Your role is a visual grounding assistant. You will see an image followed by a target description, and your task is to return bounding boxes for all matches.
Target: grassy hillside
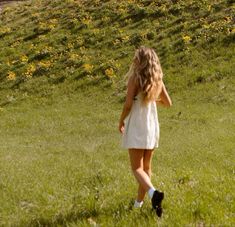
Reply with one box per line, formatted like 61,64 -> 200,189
0,0 -> 234,100
0,0 -> 234,226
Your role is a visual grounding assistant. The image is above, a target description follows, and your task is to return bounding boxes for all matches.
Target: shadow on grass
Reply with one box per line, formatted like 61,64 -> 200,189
25,208 -> 99,227
23,199 -> 141,226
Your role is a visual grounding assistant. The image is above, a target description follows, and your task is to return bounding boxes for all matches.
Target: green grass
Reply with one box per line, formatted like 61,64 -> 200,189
0,80 -> 234,226
0,0 -> 234,98
0,0 -> 235,226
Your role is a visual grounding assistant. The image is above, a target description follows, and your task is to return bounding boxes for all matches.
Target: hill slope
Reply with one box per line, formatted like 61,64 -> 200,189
0,0 -> 234,102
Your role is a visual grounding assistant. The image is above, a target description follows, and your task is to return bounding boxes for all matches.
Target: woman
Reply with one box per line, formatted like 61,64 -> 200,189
119,46 -> 172,217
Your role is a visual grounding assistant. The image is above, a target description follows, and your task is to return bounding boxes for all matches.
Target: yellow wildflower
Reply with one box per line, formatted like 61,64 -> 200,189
11,41 -> 20,47
124,18 -> 132,24
92,28 -> 100,35
38,61 -> 51,68
105,68 -> 115,78
102,16 -> 110,23
48,24 -> 56,30
67,42 -> 74,49
81,16 -> 92,26
29,44 -> 35,50
7,71 -> 16,81
21,55 -> 28,63
72,18 -> 79,23
118,6 -> 127,14
114,62 -> 121,68
182,35 -> 192,43
83,63 -> 93,73
203,24 -> 210,29
122,35 -> 130,42
3,7 -> 11,12
32,13 -> 40,18
24,64 -> 36,78
76,36 -> 84,46
0,26 -> 11,34
69,53 -> 79,61
39,22 -> 47,30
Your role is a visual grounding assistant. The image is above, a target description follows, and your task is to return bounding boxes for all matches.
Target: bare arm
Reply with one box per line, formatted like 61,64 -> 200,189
156,82 -> 172,107
119,76 -> 137,133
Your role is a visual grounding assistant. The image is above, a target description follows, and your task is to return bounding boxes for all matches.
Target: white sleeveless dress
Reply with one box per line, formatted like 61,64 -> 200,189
122,93 -> 160,149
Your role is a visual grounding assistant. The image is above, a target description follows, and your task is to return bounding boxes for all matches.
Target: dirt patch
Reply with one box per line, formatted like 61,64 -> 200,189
0,0 -> 24,10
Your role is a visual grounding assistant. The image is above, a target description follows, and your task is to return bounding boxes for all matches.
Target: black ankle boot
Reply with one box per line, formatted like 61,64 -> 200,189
151,190 -> 164,217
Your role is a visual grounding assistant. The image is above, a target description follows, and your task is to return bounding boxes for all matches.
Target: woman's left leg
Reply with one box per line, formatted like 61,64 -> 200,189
129,149 -> 154,192
137,149 -> 154,202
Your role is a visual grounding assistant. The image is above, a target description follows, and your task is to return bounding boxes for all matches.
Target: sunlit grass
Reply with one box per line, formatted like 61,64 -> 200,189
0,81 -> 234,225
0,0 -> 234,100
0,0 -> 234,225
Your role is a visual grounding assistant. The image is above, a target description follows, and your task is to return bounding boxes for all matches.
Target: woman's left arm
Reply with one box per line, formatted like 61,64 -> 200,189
156,82 -> 172,107
119,76 -> 137,134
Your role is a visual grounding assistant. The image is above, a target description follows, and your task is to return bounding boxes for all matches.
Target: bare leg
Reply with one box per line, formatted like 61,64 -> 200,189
137,149 -> 154,201
128,149 -> 154,194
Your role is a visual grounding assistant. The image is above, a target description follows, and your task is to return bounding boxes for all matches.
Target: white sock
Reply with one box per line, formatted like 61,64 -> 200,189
134,200 -> 143,208
148,187 -> 156,199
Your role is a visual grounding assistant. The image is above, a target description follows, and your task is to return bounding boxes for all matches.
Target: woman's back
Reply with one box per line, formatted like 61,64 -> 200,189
122,92 -> 160,149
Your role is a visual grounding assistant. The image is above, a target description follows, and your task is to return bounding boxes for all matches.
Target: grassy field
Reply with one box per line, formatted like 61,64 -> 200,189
0,80 -> 234,226
0,0 -> 235,226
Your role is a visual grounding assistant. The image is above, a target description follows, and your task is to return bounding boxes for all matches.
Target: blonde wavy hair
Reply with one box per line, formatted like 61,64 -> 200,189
126,46 -> 163,104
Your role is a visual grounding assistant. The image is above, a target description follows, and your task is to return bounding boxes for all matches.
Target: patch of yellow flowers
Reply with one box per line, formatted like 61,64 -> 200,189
7,71 -> 16,81
105,68 -> 115,78
182,35 -> 192,43
81,16 -> 92,26
69,53 -> 79,61
0,26 -> 11,35
24,64 -> 36,78
38,60 -> 52,68
38,19 -> 57,31
21,55 -> 29,63
122,35 -> 130,42
83,63 -> 94,73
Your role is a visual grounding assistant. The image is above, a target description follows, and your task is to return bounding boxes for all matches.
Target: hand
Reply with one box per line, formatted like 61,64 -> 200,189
119,121 -> 124,134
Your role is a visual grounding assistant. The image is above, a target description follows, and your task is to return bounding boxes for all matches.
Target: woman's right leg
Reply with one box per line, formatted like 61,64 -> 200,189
137,149 -> 154,201
128,149 -> 154,193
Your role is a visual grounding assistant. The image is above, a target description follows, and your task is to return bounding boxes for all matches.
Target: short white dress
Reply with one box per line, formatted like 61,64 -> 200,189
122,93 -> 160,149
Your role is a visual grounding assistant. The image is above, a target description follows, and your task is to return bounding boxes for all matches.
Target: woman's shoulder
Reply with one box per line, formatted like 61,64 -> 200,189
128,75 -> 140,95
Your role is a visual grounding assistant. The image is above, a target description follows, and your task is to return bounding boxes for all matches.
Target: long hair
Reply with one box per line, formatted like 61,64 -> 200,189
126,46 -> 163,104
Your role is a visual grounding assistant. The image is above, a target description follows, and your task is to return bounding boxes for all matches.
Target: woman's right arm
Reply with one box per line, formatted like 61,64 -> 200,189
156,82 -> 172,107
119,76 -> 137,133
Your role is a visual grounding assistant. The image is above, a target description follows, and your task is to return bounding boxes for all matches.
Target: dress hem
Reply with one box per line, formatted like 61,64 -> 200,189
122,144 -> 159,150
